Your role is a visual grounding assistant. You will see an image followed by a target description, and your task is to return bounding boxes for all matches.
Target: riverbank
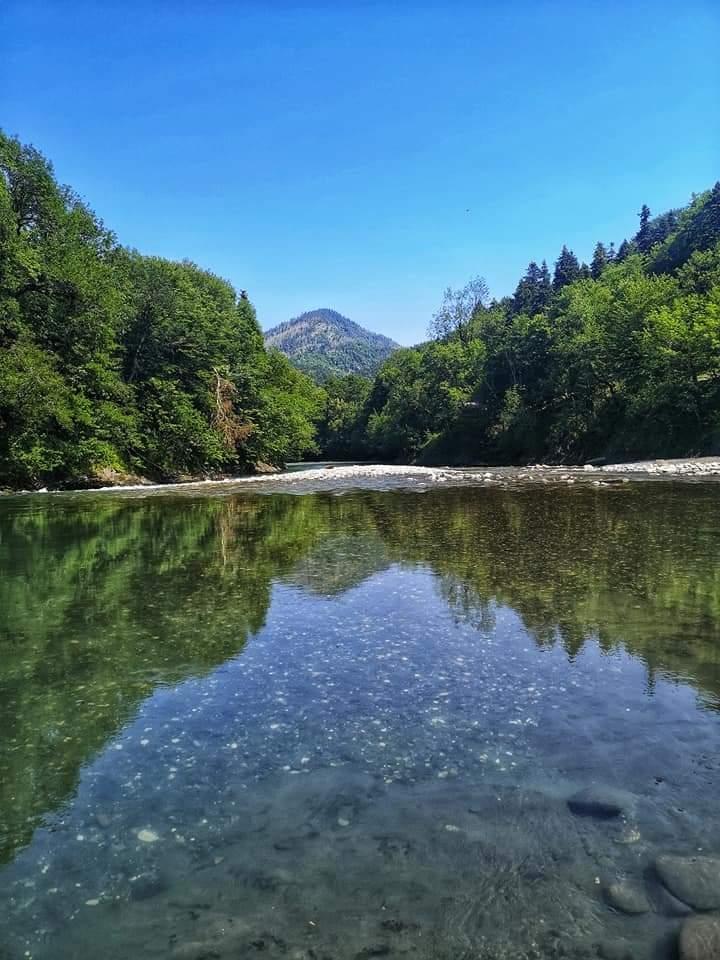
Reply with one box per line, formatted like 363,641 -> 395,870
5,456 -> 720,496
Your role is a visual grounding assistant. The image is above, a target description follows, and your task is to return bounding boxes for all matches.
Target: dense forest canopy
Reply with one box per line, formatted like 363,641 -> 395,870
1,129 -> 719,487
0,131 -> 322,488
318,185 -> 720,464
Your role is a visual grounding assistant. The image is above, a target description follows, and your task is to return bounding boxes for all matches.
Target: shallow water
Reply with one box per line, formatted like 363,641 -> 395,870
1,481 -> 719,959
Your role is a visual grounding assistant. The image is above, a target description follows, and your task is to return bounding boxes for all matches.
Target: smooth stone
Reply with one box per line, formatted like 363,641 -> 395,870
597,938 -> 633,960
137,828 -> 160,844
678,915 -> 720,960
656,855 -> 720,911
568,786 -> 632,819
129,870 -> 167,901
654,884 -> 695,918
605,882 -> 651,915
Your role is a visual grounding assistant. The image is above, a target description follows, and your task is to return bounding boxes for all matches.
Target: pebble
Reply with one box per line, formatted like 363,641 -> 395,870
137,829 -> 160,844
605,882 -> 651,915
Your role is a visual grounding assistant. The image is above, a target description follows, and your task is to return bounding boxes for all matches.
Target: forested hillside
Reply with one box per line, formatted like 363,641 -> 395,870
0,132 -> 322,488
318,187 -> 720,464
265,309 -> 399,381
2,130 -> 718,488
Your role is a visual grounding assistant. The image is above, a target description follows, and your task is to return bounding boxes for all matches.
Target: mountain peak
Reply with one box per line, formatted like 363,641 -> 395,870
264,309 -> 399,381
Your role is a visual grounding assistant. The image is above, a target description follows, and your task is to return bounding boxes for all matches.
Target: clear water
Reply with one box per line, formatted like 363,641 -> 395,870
1,480 -> 719,959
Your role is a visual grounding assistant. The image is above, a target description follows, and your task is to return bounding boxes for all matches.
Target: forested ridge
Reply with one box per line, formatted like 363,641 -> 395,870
2,130 -> 719,489
265,308 -> 399,382
319,186 -> 720,465
0,132 -> 322,489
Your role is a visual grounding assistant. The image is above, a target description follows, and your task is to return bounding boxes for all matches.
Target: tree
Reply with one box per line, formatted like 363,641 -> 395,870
553,246 -> 581,290
513,261 -> 552,316
591,242 -> 609,279
636,204 -> 652,252
429,276 -> 489,343
0,130 -> 323,487
616,239 -> 634,261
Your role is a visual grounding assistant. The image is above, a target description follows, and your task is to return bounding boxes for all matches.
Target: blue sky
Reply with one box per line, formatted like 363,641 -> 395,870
2,1 -> 718,345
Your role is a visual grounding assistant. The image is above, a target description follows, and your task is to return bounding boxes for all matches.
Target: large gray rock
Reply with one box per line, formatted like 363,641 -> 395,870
656,855 -> 720,911
605,882 -> 651,915
678,915 -> 720,960
567,786 -> 633,819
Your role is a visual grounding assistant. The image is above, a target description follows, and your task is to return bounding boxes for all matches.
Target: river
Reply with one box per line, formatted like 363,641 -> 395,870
1,476 -> 719,959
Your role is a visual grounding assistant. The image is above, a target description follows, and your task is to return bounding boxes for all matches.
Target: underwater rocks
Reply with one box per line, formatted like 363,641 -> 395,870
678,915 -> 720,960
655,855 -> 720,911
137,828 -> 160,843
604,882 -> 650,915
597,938 -> 634,960
129,868 -> 168,901
567,786 -> 633,819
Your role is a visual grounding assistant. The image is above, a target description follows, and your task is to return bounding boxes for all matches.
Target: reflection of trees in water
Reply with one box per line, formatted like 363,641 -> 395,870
365,486 -> 720,702
282,532 -> 390,595
0,492 -> 364,863
1,484 -> 719,864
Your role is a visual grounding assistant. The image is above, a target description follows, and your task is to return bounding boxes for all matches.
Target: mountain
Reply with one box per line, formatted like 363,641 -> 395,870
264,309 -> 400,381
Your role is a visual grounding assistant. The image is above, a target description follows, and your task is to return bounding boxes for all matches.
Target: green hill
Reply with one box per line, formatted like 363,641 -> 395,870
264,309 -> 399,381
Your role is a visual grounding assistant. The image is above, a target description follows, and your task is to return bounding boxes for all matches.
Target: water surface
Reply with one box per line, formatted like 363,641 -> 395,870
1,481 -> 719,959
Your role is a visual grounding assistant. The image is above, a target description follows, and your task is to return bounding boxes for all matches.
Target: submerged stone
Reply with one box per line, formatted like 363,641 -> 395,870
567,786 -> 632,819
129,869 -> 167,901
655,855 -> 720,911
605,882 -> 651,915
137,828 -> 160,843
597,938 -> 634,960
678,915 -> 720,960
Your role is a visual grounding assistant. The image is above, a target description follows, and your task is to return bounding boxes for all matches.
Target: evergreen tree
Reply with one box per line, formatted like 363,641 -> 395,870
636,204 -> 652,252
513,261 -> 550,315
552,245 -> 581,290
616,239 -> 634,261
539,261 -> 552,301
591,242 -> 609,279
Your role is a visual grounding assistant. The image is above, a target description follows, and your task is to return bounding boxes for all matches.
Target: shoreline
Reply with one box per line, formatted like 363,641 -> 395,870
4,456 -> 720,496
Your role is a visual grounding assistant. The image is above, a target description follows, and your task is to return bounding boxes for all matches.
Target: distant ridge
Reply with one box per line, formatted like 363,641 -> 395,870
264,308 -> 400,381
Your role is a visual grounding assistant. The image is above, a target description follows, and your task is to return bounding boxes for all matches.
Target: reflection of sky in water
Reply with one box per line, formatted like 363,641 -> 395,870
4,568 -> 720,924
70,567 -> 719,805
2,485 -> 720,959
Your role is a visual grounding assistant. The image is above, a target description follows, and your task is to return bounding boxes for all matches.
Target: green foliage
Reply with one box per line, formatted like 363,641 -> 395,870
316,374 -> 372,458
321,185 -> 720,465
553,245 -> 581,290
512,261 -> 551,315
0,131 -> 321,487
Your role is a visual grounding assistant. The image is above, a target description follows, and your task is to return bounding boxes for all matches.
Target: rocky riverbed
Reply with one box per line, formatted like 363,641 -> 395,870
16,456 -> 720,497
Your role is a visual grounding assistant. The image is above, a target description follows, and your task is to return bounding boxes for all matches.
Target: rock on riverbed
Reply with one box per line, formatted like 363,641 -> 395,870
605,882 -> 651,915
655,855 -> 720,911
567,786 -> 633,819
678,915 -> 720,960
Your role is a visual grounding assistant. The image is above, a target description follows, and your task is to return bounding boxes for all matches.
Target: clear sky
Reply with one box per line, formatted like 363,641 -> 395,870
2,1 -> 718,345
